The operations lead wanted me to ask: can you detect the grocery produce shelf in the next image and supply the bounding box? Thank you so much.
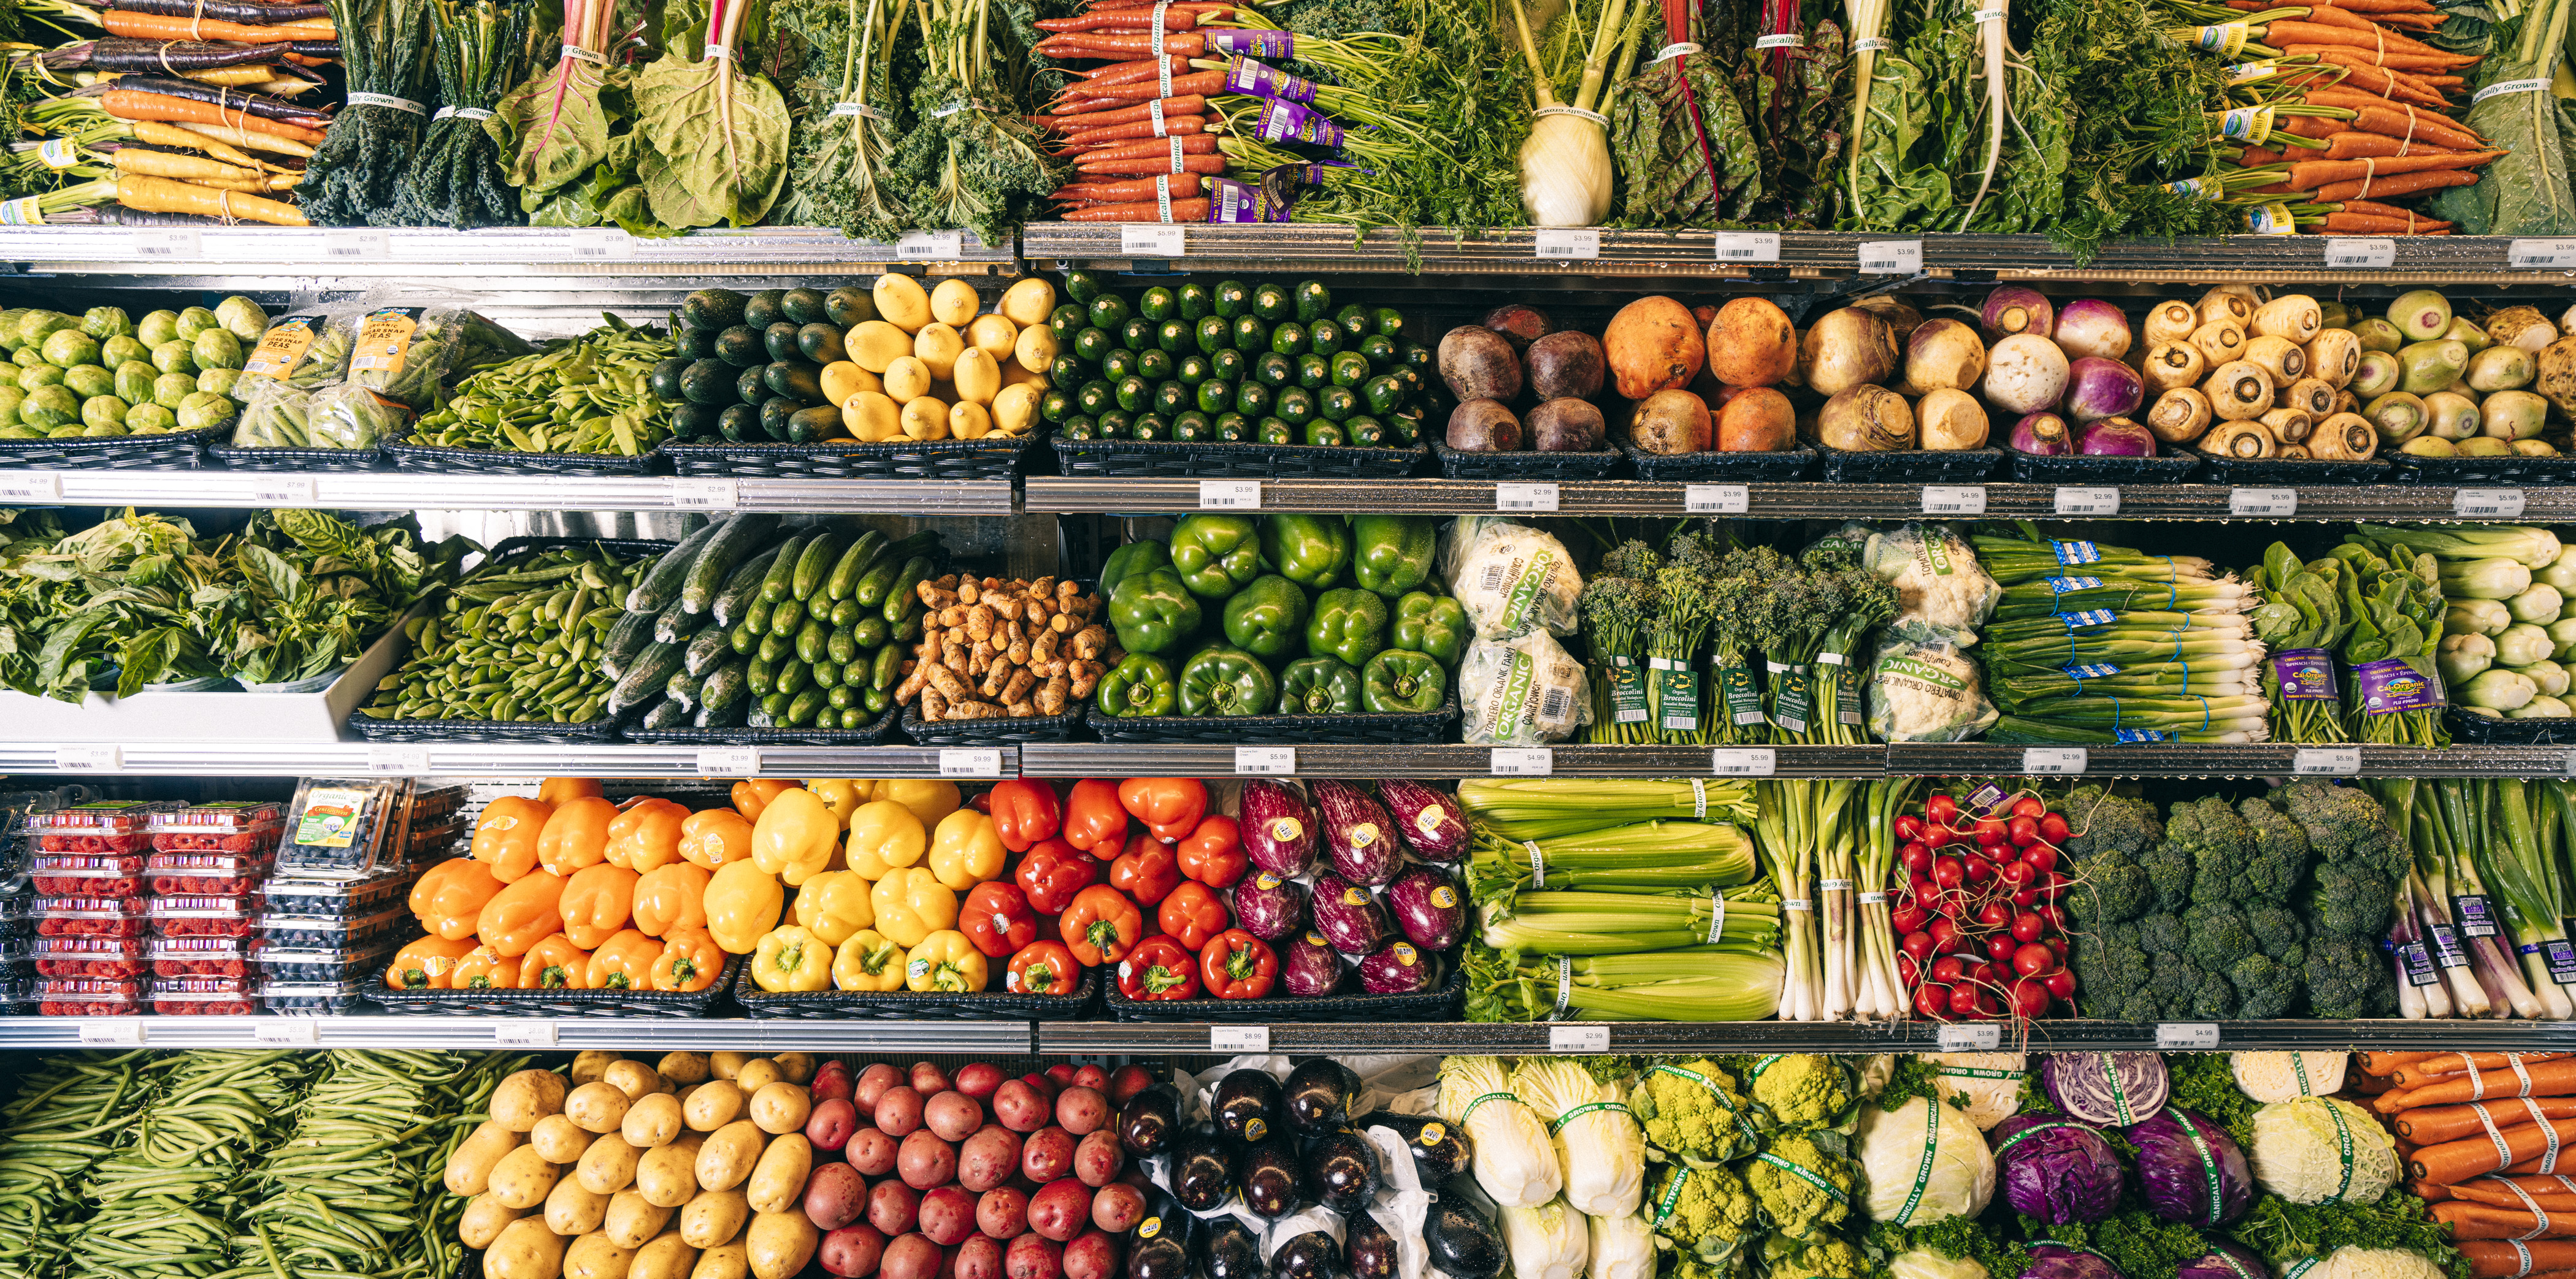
[0,742,1012,779]
[0,470,1016,516]
[1016,744,1888,779]
[1887,743,2576,779]
[0,226,1018,280]
[1036,1018,2576,1054]
[0,1015,1032,1052]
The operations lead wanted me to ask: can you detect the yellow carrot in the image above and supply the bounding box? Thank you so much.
[128,119,264,169]
[114,173,305,225]
[167,119,314,158]
[109,147,262,185]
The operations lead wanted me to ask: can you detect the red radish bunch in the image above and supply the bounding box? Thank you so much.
[1889,792,2077,1021]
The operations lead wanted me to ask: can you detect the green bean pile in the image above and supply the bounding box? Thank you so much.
[70,1052,311,1279]
[361,542,653,724]
[406,319,675,457]
[0,1052,156,1279]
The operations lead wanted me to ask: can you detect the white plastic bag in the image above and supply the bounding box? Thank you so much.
[1868,633,1998,743]
[1862,522,1999,644]
[1442,516,1583,640]
[1460,632,1592,744]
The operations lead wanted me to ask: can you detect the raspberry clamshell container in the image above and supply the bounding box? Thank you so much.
[150,975,260,1015]
[254,940,396,983]
[33,872,144,897]
[36,894,146,918]
[31,801,184,834]
[148,824,282,856]
[259,978,367,1013]
[33,935,147,978]
[38,992,139,1015]
[261,871,412,918]
[147,802,283,831]
[150,936,253,978]
[33,852,147,874]
[258,905,411,950]
[146,871,267,896]
[148,893,260,939]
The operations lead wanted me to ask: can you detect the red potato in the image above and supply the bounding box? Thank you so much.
[814,1060,856,1105]
[1006,1233,1063,1279]
[822,1224,889,1278]
[856,1064,905,1113]
[850,1128,900,1177]
[805,1162,869,1231]
[955,1234,1006,1279]
[901,1129,959,1190]
[926,1092,984,1143]
[919,1186,979,1246]
[1044,1066,1078,1088]
[993,1082,1052,1134]
[883,1234,943,1279]
[1106,1067,1154,1105]
[1071,1067,1108,1093]
[1054,1088,1108,1137]
[870,1180,922,1237]
[1088,1183,1144,1234]
[912,1063,954,1095]
[877,1086,927,1137]
[955,1063,1005,1101]
[1022,1127,1076,1183]
[1063,1231,1122,1279]
[1026,1178,1093,1242]
[1072,1131,1124,1189]
[960,1126,1023,1193]
[978,1187,1030,1240]
[808,1098,861,1152]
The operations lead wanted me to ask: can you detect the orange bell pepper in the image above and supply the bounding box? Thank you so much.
[732,779,800,822]
[537,796,618,876]
[606,798,689,873]
[476,869,568,956]
[632,862,711,937]
[538,777,604,805]
[519,934,593,989]
[651,926,727,993]
[470,795,554,882]
[680,808,754,871]
[1118,778,1206,842]
[409,857,503,941]
[1060,884,1143,967]
[559,863,638,950]
[453,944,523,990]
[586,928,662,991]
[386,935,478,990]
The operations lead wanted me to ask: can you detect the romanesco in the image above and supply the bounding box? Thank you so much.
[1761,1233,1870,1279]
[1628,1058,1760,1165]
[1746,1132,1858,1241]
[1650,1161,1760,1279]
[1744,1054,1856,1131]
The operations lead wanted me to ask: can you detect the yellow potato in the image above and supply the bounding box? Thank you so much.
[951,348,1002,406]
[819,361,879,405]
[708,1052,748,1082]
[845,321,911,373]
[565,1233,636,1279]
[632,1231,700,1279]
[493,1070,569,1132]
[694,1120,765,1193]
[732,1059,782,1095]
[572,1053,623,1086]
[769,1054,815,1085]
[604,1191,674,1250]
[533,1114,594,1164]
[691,1231,749,1279]
[965,313,1018,361]
[1013,324,1057,375]
[930,278,981,327]
[992,383,1040,437]
[746,1212,819,1279]
[843,391,902,443]
[913,323,964,381]
[949,401,992,440]
[577,1134,642,1196]
[461,1194,527,1251]
[900,395,950,441]
[682,1080,744,1133]
[745,1134,811,1215]
[680,1189,751,1249]
[603,1060,670,1100]
[1000,278,1056,327]
[488,1142,561,1210]
[623,1093,685,1149]
[746,1083,811,1137]
[567,1082,634,1135]
[872,277,931,333]
[880,356,932,404]
[447,1120,523,1196]
[485,1217,567,1279]
[657,1053,711,1086]
[635,1134,705,1209]
[546,1177,613,1237]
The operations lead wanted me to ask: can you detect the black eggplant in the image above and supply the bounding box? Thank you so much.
[1120,1086,1182,1158]
[1358,1110,1473,1184]
[1200,1220,1264,1279]
[1128,1186,1198,1279]
[1346,1212,1398,1279]
[1282,1059,1360,1135]
[1236,1139,1303,1219]
[1426,1202,1506,1279]
[1171,1127,1236,1212]
[1271,1232,1341,1279]
[1301,1128,1382,1214]
[1213,1069,1284,1146]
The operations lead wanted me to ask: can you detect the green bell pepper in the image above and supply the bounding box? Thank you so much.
[1349,514,1436,598]
[1392,591,1467,664]
[1279,657,1362,714]
[1362,648,1447,714]
[1097,654,1178,718]
[1108,567,1202,656]
[1221,573,1311,660]
[1178,644,1276,716]
[1167,514,1263,599]
[1098,540,1170,602]
[1259,514,1351,589]
[1306,587,1388,666]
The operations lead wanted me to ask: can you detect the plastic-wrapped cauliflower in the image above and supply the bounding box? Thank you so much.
[2248,1096,2398,1206]
[1461,631,1592,744]
[1869,635,1999,743]
[1863,523,2000,644]
[1443,516,1583,639]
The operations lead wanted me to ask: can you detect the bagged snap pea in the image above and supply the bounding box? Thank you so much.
[231,379,407,451]
[241,307,361,390]
[347,304,532,411]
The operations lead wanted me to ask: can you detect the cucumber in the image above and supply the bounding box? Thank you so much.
[853,532,940,606]
[795,618,830,665]
[758,631,791,664]
[602,608,657,681]
[702,661,749,715]
[778,657,813,697]
[812,659,842,690]
[679,514,781,614]
[892,611,922,643]
[652,592,696,644]
[791,531,848,601]
[710,545,784,628]
[747,655,776,697]
[609,641,684,715]
[665,665,703,712]
[863,685,892,714]
[746,598,773,635]
[770,594,807,637]
[627,521,723,613]
[827,627,860,665]
[788,689,826,727]
[684,627,732,677]
[758,531,811,604]
[851,616,889,650]
[882,556,935,624]
[829,597,862,627]
[642,698,690,730]
[729,620,759,655]
[872,640,904,690]
[760,691,791,719]
[697,691,749,728]
[824,531,886,600]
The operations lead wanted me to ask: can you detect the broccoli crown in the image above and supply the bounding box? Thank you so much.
[1746,1054,1856,1131]
[2062,787,2166,860]
[1597,538,1664,582]
[1630,1058,1760,1165]
[2225,796,2314,903]
[2228,952,2302,1020]
[1761,1232,1869,1279]
[2304,934,2399,1019]
[2072,925,2155,1021]
[1650,1160,1759,1276]
[2304,861,2399,941]
[2158,796,2253,911]
[2273,781,2410,878]
[2182,902,2258,971]
[1746,1132,1858,1241]
[2188,968,2241,1020]
[2071,857,2153,930]
[2245,903,2309,963]
[2138,829,2199,917]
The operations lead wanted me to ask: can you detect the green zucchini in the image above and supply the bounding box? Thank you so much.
[628,521,723,613]
[679,514,781,614]
[791,531,848,602]
[710,545,784,628]
[602,608,656,681]
[823,530,886,600]
[684,627,732,678]
[759,531,811,604]
[608,641,684,715]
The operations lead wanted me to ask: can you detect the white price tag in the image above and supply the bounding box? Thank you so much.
[1210,1025,1270,1052]
[2055,486,2120,516]
[1197,480,1260,510]
[493,1020,559,1047]
[1936,1023,2001,1052]
[366,746,432,775]
[1548,1025,1611,1052]
[1490,748,1553,776]
[2567,747,2576,777]
[0,472,59,502]
[1235,746,1295,775]
[1121,224,1186,257]
[53,746,120,772]
[1922,485,1986,515]
[938,748,1003,778]
[2156,1022,2221,1049]
[1497,481,1558,512]
[672,478,740,510]
[2324,237,2395,269]
[2456,487,2527,518]
[2512,238,2576,269]
[247,476,315,505]
[2293,746,2361,776]
[1533,227,1601,259]
[1711,747,1777,776]
[254,1018,320,1045]
[1685,483,1749,514]
[78,1018,145,1045]
[895,231,964,261]
[1857,239,1922,274]
[2230,487,2297,517]
[324,229,391,261]
[2022,747,2087,775]
[696,747,762,777]
[130,228,201,259]
[569,228,632,259]
[1715,231,1781,262]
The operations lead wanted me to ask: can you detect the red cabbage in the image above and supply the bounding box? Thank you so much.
[1989,1112,2125,1224]
[2177,1239,2267,1279]
[2023,1245,2124,1279]
[2041,1053,2170,1128]
[2129,1107,2253,1227]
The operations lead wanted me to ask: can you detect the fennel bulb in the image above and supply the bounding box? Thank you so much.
[1521,107,1616,226]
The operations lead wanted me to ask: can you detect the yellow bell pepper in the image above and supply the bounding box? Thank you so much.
[750,787,838,887]
[832,930,906,991]
[605,798,689,873]
[846,800,927,879]
[804,779,875,828]
[869,867,957,949]
[536,796,618,876]
[751,925,835,993]
[927,809,1006,891]
[792,870,875,947]
[703,859,784,955]
[875,780,960,830]
[538,777,604,805]
[905,930,989,993]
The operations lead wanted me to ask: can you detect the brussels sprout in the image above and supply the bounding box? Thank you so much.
[151,341,196,377]
[173,307,219,342]
[17,364,63,390]
[175,389,232,431]
[152,371,195,409]
[215,296,267,343]
[79,395,128,432]
[17,311,72,349]
[40,329,99,369]
[20,383,77,428]
[136,309,179,348]
[12,346,42,371]
[61,365,112,400]
[191,328,243,372]
[0,385,27,427]
[124,402,175,433]
[113,361,156,405]
[194,366,240,398]
[81,306,132,341]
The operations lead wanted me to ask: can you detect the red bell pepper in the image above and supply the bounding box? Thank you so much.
[1063,778,1130,856]
[987,780,1062,853]
[962,880,1038,958]
[1014,838,1098,915]
[1060,884,1144,967]
[1174,814,1247,889]
[1006,940,1083,996]
[1200,928,1278,999]
[1117,936,1201,1001]
[1156,880,1231,952]
[1109,830,1181,907]
[1118,778,1207,842]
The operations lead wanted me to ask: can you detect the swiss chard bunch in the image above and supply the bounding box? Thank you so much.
[635,0,794,227]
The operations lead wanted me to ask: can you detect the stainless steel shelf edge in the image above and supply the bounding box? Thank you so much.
[1018,743,1882,778]
[1,226,1016,277]
[0,743,1013,778]
[1036,1018,2576,1053]
[1888,743,2576,778]
[0,1015,1032,1052]
[9,471,1016,516]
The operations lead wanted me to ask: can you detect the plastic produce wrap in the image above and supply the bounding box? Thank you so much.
[1869,634,1999,743]
[1436,1055,1562,1208]
[1460,632,1592,745]
[345,304,532,411]
[1441,517,1583,640]
[1860,522,2000,644]
[232,378,410,451]
[241,307,361,390]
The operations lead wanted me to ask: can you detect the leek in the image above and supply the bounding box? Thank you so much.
[1752,779,1858,1020]
[1464,945,1786,1021]
[1458,778,1757,840]
[1466,820,1756,899]
[1478,884,1783,954]
[2354,523,2564,571]
[2479,779,2576,1019]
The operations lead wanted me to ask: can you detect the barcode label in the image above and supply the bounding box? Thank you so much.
[2324,237,2394,269]
[255,1018,319,1045]
[79,1019,145,1045]
[1685,484,1748,513]
[569,229,631,259]
[366,747,431,775]
[1922,486,1985,514]
[326,231,390,260]
[2512,239,2576,269]
[1210,1025,1270,1052]
[2230,487,2297,517]
[493,1020,558,1047]
[1121,224,1186,257]
[1479,563,1505,592]
[696,747,762,777]
[2055,486,2120,516]
[1539,687,1570,720]
[2293,746,2359,776]
[2455,487,2526,518]
[672,479,739,510]
[938,748,1003,778]
[1936,1023,2001,1051]
[1497,481,1558,512]
[1549,1025,1610,1052]
[247,478,314,505]
[1857,239,1922,274]
[0,473,60,502]
[1491,748,1552,776]
[130,229,201,258]
[1714,231,1781,262]
[1534,228,1600,259]
[896,231,964,261]
[1235,746,1295,775]
[2156,1022,2220,1049]
[2023,747,2087,774]
[1198,480,1260,510]
[1711,748,1776,776]
[53,746,120,772]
